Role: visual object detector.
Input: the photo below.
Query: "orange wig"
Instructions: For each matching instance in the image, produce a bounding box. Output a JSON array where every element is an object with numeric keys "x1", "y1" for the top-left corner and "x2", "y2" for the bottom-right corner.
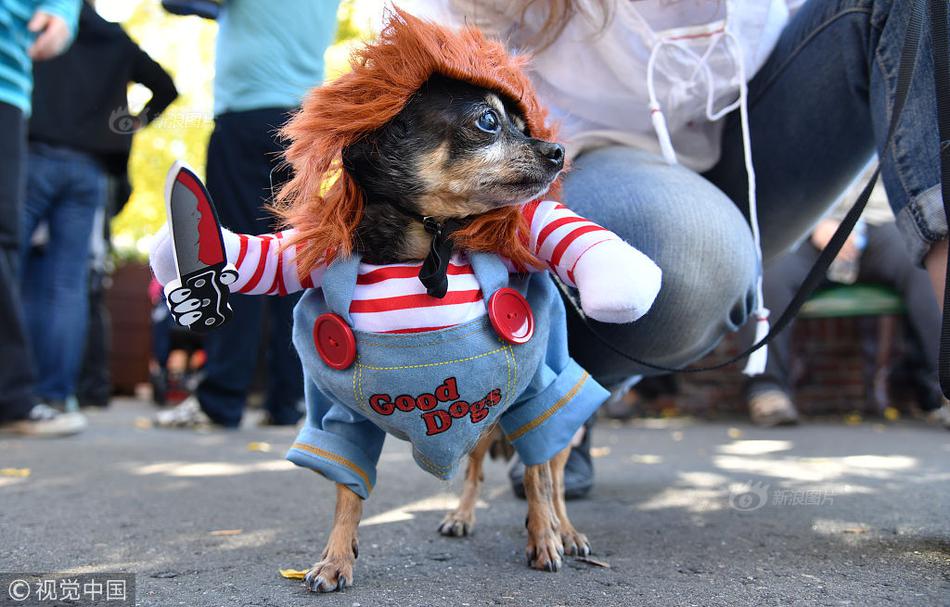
[{"x1": 275, "y1": 7, "x2": 560, "y2": 278}]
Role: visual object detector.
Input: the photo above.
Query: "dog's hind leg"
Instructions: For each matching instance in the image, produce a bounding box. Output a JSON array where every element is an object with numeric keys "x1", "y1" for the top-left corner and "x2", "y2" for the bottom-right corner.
[
  {"x1": 305, "y1": 483, "x2": 362, "y2": 593},
  {"x1": 523, "y1": 459, "x2": 563, "y2": 572},
  {"x1": 438, "y1": 426, "x2": 497, "y2": 537},
  {"x1": 550, "y1": 445, "x2": 591, "y2": 556}
]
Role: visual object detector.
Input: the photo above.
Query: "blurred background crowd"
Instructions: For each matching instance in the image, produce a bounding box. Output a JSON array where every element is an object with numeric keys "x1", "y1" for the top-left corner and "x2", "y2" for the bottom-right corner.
[{"x1": 0, "y1": 1, "x2": 946, "y2": 494}]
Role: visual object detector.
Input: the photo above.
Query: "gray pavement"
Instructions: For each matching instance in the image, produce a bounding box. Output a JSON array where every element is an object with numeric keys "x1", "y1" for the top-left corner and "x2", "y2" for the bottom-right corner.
[{"x1": 2, "y1": 399, "x2": 949, "y2": 607}]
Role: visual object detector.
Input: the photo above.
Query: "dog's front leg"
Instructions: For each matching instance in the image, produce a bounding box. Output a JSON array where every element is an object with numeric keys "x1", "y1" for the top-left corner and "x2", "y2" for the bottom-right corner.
[
  {"x1": 523, "y1": 461, "x2": 563, "y2": 572},
  {"x1": 439, "y1": 426, "x2": 498, "y2": 537},
  {"x1": 305, "y1": 483, "x2": 362, "y2": 593},
  {"x1": 550, "y1": 445, "x2": 590, "y2": 556}
]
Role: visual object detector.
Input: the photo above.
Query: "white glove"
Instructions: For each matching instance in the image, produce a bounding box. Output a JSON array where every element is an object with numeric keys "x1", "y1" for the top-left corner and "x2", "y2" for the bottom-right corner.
[
  {"x1": 148, "y1": 224, "x2": 176, "y2": 286},
  {"x1": 572, "y1": 239, "x2": 662, "y2": 324}
]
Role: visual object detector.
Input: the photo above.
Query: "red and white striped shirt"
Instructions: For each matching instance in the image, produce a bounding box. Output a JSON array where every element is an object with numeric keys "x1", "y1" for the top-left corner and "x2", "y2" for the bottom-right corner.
[{"x1": 224, "y1": 200, "x2": 618, "y2": 333}]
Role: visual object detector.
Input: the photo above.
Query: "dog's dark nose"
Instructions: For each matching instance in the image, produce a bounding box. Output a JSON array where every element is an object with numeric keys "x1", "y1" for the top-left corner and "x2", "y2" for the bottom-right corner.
[{"x1": 538, "y1": 142, "x2": 565, "y2": 168}]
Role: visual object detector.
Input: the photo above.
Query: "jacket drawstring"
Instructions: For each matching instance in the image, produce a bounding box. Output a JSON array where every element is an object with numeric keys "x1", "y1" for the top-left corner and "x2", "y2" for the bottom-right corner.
[{"x1": 645, "y1": 31, "x2": 769, "y2": 375}]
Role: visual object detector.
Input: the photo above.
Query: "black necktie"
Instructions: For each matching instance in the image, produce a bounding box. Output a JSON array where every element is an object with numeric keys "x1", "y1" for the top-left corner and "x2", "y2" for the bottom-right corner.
[{"x1": 418, "y1": 217, "x2": 463, "y2": 299}]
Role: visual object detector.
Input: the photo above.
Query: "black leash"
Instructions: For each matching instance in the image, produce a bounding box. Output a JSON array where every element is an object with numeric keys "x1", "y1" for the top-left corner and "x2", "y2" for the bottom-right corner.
[{"x1": 558, "y1": 0, "x2": 946, "y2": 379}]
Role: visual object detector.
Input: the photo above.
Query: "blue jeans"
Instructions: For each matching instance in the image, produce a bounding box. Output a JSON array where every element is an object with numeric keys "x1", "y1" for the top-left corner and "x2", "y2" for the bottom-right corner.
[
  {"x1": 563, "y1": 0, "x2": 946, "y2": 384},
  {"x1": 20, "y1": 143, "x2": 106, "y2": 401}
]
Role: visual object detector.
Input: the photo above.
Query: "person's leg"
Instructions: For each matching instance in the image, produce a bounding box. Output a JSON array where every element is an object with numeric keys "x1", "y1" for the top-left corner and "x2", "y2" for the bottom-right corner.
[
  {"x1": 509, "y1": 147, "x2": 759, "y2": 498},
  {"x1": 194, "y1": 108, "x2": 295, "y2": 427},
  {"x1": 26, "y1": 150, "x2": 106, "y2": 401},
  {"x1": 196, "y1": 294, "x2": 264, "y2": 427},
  {"x1": 706, "y1": 0, "x2": 944, "y2": 265},
  {"x1": 0, "y1": 103, "x2": 36, "y2": 423},
  {"x1": 562, "y1": 146, "x2": 759, "y2": 385},
  {"x1": 264, "y1": 292, "x2": 304, "y2": 425},
  {"x1": 746, "y1": 244, "x2": 820, "y2": 397},
  {"x1": 857, "y1": 222, "x2": 943, "y2": 411}
]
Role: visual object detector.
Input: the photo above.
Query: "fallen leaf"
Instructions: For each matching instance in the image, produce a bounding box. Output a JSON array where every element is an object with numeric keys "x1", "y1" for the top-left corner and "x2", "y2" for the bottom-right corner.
[
  {"x1": 671, "y1": 431, "x2": 684, "y2": 442},
  {"x1": 844, "y1": 412, "x2": 863, "y2": 425},
  {"x1": 209, "y1": 529, "x2": 242, "y2": 536},
  {"x1": 0, "y1": 468, "x2": 30, "y2": 478},
  {"x1": 247, "y1": 442, "x2": 272, "y2": 453},
  {"x1": 575, "y1": 556, "x2": 610, "y2": 568},
  {"x1": 883, "y1": 407, "x2": 900, "y2": 421},
  {"x1": 590, "y1": 447, "x2": 611, "y2": 458},
  {"x1": 842, "y1": 526, "x2": 869, "y2": 534},
  {"x1": 727, "y1": 427, "x2": 743, "y2": 439},
  {"x1": 660, "y1": 406, "x2": 680, "y2": 418},
  {"x1": 279, "y1": 568, "x2": 308, "y2": 580},
  {"x1": 872, "y1": 423, "x2": 886, "y2": 432},
  {"x1": 134, "y1": 418, "x2": 153, "y2": 430}
]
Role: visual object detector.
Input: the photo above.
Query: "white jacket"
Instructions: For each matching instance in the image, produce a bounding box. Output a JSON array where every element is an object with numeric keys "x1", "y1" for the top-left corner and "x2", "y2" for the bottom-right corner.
[{"x1": 396, "y1": 0, "x2": 802, "y2": 170}]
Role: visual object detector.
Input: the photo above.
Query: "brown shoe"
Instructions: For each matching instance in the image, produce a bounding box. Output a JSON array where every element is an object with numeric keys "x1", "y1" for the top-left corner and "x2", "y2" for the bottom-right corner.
[{"x1": 748, "y1": 390, "x2": 799, "y2": 427}]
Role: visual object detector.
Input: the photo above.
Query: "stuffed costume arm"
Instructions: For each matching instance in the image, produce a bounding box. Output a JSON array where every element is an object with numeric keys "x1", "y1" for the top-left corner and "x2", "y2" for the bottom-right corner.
[
  {"x1": 517, "y1": 200, "x2": 662, "y2": 324},
  {"x1": 149, "y1": 202, "x2": 662, "y2": 324},
  {"x1": 149, "y1": 225, "x2": 325, "y2": 296}
]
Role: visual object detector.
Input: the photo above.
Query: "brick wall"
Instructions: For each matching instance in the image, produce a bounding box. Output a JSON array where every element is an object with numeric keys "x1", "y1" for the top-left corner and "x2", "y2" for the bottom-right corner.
[{"x1": 672, "y1": 315, "x2": 916, "y2": 416}]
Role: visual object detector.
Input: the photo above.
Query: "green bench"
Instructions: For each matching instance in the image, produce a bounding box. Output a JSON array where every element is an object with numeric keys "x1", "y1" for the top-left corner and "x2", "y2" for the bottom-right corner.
[{"x1": 799, "y1": 284, "x2": 905, "y2": 319}]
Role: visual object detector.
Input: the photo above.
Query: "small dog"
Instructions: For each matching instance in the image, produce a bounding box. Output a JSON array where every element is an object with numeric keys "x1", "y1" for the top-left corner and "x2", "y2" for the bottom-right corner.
[
  {"x1": 152, "y1": 9, "x2": 661, "y2": 594},
  {"x1": 304, "y1": 75, "x2": 586, "y2": 588}
]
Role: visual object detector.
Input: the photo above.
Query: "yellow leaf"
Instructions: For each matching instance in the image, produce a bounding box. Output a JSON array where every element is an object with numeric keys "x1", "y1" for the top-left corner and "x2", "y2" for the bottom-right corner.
[
  {"x1": 727, "y1": 427, "x2": 743, "y2": 439},
  {"x1": 279, "y1": 568, "x2": 309, "y2": 580},
  {"x1": 883, "y1": 407, "x2": 900, "y2": 421},
  {"x1": 209, "y1": 529, "x2": 242, "y2": 536},
  {"x1": 590, "y1": 447, "x2": 611, "y2": 459},
  {"x1": 0, "y1": 468, "x2": 30, "y2": 478},
  {"x1": 844, "y1": 413, "x2": 863, "y2": 425},
  {"x1": 247, "y1": 442, "x2": 272, "y2": 453}
]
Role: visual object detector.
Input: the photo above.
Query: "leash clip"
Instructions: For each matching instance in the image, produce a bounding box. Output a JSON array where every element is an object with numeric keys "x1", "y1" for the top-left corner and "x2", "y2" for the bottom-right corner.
[{"x1": 422, "y1": 216, "x2": 442, "y2": 236}]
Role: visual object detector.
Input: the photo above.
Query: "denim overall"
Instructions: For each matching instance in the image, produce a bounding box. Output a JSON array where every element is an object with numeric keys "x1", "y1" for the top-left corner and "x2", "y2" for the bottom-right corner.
[{"x1": 286, "y1": 252, "x2": 608, "y2": 499}]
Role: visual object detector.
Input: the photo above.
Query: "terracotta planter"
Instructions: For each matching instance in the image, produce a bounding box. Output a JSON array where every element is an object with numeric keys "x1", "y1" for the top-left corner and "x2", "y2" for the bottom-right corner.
[{"x1": 107, "y1": 261, "x2": 152, "y2": 394}]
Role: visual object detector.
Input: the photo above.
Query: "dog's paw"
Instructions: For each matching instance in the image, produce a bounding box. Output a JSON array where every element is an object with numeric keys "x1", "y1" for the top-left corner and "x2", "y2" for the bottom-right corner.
[
  {"x1": 438, "y1": 510, "x2": 475, "y2": 537},
  {"x1": 560, "y1": 528, "x2": 591, "y2": 557},
  {"x1": 304, "y1": 555, "x2": 355, "y2": 593},
  {"x1": 526, "y1": 527, "x2": 563, "y2": 572}
]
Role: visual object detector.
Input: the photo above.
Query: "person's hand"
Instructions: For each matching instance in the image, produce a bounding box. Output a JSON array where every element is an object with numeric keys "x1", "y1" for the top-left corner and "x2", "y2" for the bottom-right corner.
[
  {"x1": 810, "y1": 218, "x2": 860, "y2": 262},
  {"x1": 28, "y1": 11, "x2": 71, "y2": 61}
]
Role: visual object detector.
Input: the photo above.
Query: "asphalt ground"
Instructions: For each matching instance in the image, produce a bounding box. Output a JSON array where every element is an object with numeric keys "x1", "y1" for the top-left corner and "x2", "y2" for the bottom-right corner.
[{"x1": 2, "y1": 399, "x2": 949, "y2": 606}]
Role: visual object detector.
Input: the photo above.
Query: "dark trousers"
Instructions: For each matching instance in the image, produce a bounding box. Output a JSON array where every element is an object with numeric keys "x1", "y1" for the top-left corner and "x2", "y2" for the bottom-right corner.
[
  {"x1": 0, "y1": 102, "x2": 35, "y2": 422},
  {"x1": 747, "y1": 223, "x2": 943, "y2": 410},
  {"x1": 195, "y1": 108, "x2": 303, "y2": 427}
]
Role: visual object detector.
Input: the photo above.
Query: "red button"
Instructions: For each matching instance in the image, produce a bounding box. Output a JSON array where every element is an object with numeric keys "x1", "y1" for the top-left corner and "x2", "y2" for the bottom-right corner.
[
  {"x1": 313, "y1": 313, "x2": 356, "y2": 370},
  {"x1": 488, "y1": 288, "x2": 534, "y2": 344}
]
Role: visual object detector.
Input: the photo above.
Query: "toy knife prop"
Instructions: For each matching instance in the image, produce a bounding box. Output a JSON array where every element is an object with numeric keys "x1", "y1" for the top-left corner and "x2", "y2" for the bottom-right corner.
[{"x1": 163, "y1": 161, "x2": 238, "y2": 333}]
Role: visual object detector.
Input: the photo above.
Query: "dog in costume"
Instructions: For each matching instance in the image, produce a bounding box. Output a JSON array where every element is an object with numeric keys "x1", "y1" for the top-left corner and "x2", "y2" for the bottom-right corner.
[{"x1": 150, "y1": 8, "x2": 661, "y2": 591}]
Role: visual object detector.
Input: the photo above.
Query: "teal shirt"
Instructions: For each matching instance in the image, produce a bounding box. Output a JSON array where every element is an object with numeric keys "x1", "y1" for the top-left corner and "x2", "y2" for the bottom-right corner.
[
  {"x1": 214, "y1": 0, "x2": 340, "y2": 116},
  {"x1": 0, "y1": 0, "x2": 80, "y2": 114}
]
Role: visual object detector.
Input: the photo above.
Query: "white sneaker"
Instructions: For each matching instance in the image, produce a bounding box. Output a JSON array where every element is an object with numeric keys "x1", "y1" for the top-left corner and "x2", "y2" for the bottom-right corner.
[
  {"x1": 154, "y1": 396, "x2": 211, "y2": 428},
  {"x1": 926, "y1": 402, "x2": 950, "y2": 430},
  {"x1": 1, "y1": 403, "x2": 87, "y2": 437},
  {"x1": 748, "y1": 389, "x2": 800, "y2": 427}
]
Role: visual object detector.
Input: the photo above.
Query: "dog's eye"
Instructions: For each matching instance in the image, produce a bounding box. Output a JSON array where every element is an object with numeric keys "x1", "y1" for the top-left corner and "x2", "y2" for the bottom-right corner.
[{"x1": 476, "y1": 110, "x2": 500, "y2": 134}]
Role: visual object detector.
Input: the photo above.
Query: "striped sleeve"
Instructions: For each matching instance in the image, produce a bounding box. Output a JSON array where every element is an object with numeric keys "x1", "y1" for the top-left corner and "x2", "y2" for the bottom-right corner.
[
  {"x1": 221, "y1": 229, "x2": 324, "y2": 295},
  {"x1": 518, "y1": 199, "x2": 620, "y2": 286}
]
